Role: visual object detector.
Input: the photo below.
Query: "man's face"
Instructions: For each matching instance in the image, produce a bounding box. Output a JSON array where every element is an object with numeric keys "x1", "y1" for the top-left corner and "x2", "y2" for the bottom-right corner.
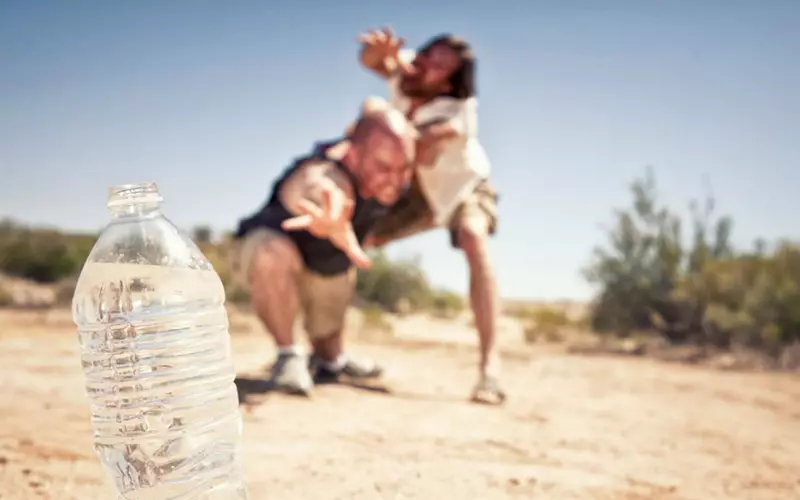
[
  {"x1": 400, "y1": 43, "x2": 461, "y2": 99},
  {"x1": 355, "y1": 128, "x2": 411, "y2": 205}
]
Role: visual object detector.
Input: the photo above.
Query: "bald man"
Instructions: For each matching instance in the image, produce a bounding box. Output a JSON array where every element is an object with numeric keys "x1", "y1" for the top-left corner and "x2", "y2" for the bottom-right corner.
[{"x1": 231, "y1": 98, "x2": 417, "y2": 395}]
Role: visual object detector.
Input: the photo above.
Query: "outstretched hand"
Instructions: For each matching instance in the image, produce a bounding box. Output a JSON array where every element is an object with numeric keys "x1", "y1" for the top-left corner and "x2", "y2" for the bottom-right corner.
[
  {"x1": 281, "y1": 185, "x2": 372, "y2": 269},
  {"x1": 358, "y1": 26, "x2": 415, "y2": 75}
]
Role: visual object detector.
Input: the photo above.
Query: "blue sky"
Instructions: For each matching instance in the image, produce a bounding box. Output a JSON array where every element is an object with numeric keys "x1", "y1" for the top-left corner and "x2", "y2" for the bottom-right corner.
[{"x1": 1, "y1": 1, "x2": 798, "y2": 300}]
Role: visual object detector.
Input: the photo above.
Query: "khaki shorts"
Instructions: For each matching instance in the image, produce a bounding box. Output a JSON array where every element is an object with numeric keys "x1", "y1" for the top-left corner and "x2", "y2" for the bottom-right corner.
[
  {"x1": 231, "y1": 228, "x2": 356, "y2": 339},
  {"x1": 369, "y1": 176, "x2": 499, "y2": 248}
]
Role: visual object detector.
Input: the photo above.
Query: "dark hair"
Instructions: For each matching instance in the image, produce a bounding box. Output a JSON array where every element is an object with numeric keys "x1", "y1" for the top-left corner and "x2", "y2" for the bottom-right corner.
[{"x1": 418, "y1": 34, "x2": 477, "y2": 99}]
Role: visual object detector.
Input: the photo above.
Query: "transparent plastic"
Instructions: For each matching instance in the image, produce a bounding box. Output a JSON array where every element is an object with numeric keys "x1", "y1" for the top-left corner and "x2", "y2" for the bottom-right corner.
[{"x1": 72, "y1": 182, "x2": 248, "y2": 500}]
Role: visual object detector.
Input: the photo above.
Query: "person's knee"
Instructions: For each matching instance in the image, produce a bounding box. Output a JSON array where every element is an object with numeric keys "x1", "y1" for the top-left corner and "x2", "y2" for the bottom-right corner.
[{"x1": 249, "y1": 234, "x2": 302, "y2": 285}]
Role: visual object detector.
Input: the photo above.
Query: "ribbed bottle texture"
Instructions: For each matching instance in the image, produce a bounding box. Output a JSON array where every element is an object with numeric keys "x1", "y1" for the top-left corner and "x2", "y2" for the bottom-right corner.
[{"x1": 72, "y1": 183, "x2": 248, "y2": 500}]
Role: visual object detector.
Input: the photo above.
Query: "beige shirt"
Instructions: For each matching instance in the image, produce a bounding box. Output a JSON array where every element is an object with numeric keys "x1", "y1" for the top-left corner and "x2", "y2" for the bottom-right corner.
[{"x1": 388, "y1": 49, "x2": 492, "y2": 225}]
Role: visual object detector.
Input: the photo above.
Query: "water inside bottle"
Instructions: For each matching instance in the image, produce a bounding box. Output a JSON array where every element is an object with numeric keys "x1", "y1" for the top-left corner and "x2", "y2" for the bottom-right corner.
[{"x1": 73, "y1": 182, "x2": 248, "y2": 499}]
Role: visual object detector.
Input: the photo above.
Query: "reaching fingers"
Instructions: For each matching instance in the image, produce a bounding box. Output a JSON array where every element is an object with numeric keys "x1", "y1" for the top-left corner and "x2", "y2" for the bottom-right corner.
[
  {"x1": 378, "y1": 26, "x2": 393, "y2": 43},
  {"x1": 342, "y1": 198, "x2": 355, "y2": 221},
  {"x1": 358, "y1": 32, "x2": 378, "y2": 45},
  {"x1": 327, "y1": 186, "x2": 344, "y2": 223},
  {"x1": 385, "y1": 30, "x2": 402, "y2": 48},
  {"x1": 297, "y1": 199, "x2": 324, "y2": 219},
  {"x1": 358, "y1": 27, "x2": 403, "y2": 59},
  {"x1": 358, "y1": 28, "x2": 381, "y2": 45},
  {"x1": 281, "y1": 214, "x2": 313, "y2": 231},
  {"x1": 384, "y1": 28, "x2": 405, "y2": 55},
  {"x1": 343, "y1": 227, "x2": 372, "y2": 269},
  {"x1": 320, "y1": 184, "x2": 333, "y2": 214}
]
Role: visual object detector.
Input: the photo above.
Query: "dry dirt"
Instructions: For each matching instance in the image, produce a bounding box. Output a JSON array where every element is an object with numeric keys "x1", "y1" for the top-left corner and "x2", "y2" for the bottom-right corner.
[{"x1": 1, "y1": 310, "x2": 799, "y2": 500}]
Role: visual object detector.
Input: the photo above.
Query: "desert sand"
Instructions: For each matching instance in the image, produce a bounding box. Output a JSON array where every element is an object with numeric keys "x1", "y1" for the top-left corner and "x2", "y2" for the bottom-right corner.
[{"x1": 1, "y1": 309, "x2": 799, "y2": 500}]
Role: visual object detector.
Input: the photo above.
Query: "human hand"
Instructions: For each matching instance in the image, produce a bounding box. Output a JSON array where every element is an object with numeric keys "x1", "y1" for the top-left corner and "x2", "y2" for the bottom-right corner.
[
  {"x1": 358, "y1": 26, "x2": 415, "y2": 75},
  {"x1": 282, "y1": 185, "x2": 372, "y2": 269}
]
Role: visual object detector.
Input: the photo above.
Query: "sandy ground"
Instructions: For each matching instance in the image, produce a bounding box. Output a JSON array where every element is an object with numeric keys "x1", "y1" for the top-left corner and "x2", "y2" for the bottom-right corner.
[{"x1": 1, "y1": 310, "x2": 799, "y2": 500}]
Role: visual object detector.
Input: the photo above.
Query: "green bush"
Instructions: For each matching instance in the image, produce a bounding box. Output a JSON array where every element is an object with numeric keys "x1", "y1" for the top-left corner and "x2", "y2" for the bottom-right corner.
[
  {"x1": 430, "y1": 289, "x2": 464, "y2": 318},
  {"x1": 355, "y1": 251, "x2": 466, "y2": 316},
  {"x1": 506, "y1": 306, "x2": 536, "y2": 321},
  {"x1": 361, "y1": 305, "x2": 393, "y2": 333},
  {"x1": 532, "y1": 307, "x2": 571, "y2": 329},
  {"x1": 0, "y1": 220, "x2": 94, "y2": 283},
  {"x1": 585, "y1": 168, "x2": 800, "y2": 352},
  {"x1": 523, "y1": 324, "x2": 566, "y2": 344},
  {"x1": 522, "y1": 307, "x2": 572, "y2": 344},
  {"x1": 356, "y1": 250, "x2": 434, "y2": 312}
]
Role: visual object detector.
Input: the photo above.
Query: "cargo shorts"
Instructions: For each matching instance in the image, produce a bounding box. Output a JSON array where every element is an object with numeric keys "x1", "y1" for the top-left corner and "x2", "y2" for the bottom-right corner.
[
  {"x1": 369, "y1": 176, "x2": 499, "y2": 248},
  {"x1": 230, "y1": 228, "x2": 356, "y2": 339}
]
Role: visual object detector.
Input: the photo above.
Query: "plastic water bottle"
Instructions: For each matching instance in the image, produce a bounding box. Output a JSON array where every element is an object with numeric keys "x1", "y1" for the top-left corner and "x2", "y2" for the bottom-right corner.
[{"x1": 71, "y1": 182, "x2": 249, "y2": 500}]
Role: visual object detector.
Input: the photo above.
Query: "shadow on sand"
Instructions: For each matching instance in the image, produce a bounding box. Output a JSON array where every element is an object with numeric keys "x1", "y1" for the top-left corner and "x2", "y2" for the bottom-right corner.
[
  {"x1": 233, "y1": 375, "x2": 393, "y2": 405},
  {"x1": 234, "y1": 360, "x2": 479, "y2": 405},
  {"x1": 233, "y1": 374, "x2": 475, "y2": 406}
]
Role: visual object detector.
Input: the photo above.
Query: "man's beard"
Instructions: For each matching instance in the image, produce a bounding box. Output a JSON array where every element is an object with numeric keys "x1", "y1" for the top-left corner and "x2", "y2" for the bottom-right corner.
[
  {"x1": 403, "y1": 88, "x2": 435, "y2": 99},
  {"x1": 400, "y1": 77, "x2": 438, "y2": 99}
]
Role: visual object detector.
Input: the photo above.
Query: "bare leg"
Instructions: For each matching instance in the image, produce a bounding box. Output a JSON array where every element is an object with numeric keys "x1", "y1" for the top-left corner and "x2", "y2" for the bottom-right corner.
[
  {"x1": 457, "y1": 223, "x2": 501, "y2": 380},
  {"x1": 311, "y1": 328, "x2": 383, "y2": 383},
  {"x1": 247, "y1": 233, "x2": 313, "y2": 394},
  {"x1": 301, "y1": 270, "x2": 383, "y2": 382},
  {"x1": 248, "y1": 235, "x2": 302, "y2": 348},
  {"x1": 311, "y1": 331, "x2": 343, "y2": 363}
]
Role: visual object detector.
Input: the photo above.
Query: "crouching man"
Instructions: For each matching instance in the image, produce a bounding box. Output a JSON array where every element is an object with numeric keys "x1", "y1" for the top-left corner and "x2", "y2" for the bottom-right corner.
[{"x1": 231, "y1": 98, "x2": 417, "y2": 395}]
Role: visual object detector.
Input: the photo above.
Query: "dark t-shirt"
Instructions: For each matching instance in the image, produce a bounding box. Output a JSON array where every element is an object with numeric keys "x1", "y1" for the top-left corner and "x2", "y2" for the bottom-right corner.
[{"x1": 234, "y1": 139, "x2": 387, "y2": 276}]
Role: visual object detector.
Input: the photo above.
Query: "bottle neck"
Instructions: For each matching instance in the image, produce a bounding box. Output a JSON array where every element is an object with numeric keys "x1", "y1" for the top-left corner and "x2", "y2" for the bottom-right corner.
[
  {"x1": 107, "y1": 182, "x2": 164, "y2": 220},
  {"x1": 109, "y1": 203, "x2": 162, "y2": 220}
]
